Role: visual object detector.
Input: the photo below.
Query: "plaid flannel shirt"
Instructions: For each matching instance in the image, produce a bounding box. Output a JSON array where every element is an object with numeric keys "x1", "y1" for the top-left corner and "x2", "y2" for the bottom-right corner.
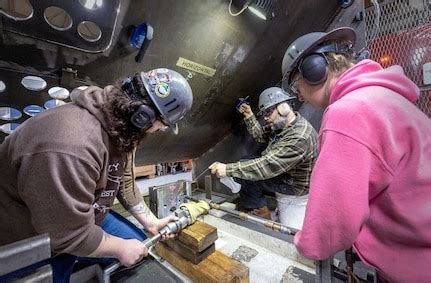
[{"x1": 225, "y1": 113, "x2": 318, "y2": 196}]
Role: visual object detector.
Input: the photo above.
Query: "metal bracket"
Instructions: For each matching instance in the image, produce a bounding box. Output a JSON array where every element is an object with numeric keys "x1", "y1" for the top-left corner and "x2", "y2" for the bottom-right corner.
[
  {"x1": 205, "y1": 175, "x2": 212, "y2": 200},
  {"x1": 60, "y1": 67, "x2": 78, "y2": 89}
]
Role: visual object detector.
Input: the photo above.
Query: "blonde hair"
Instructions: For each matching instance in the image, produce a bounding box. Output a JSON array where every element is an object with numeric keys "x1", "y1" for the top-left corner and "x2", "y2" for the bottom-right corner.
[{"x1": 325, "y1": 52, "x2": 356, "y2": 76}]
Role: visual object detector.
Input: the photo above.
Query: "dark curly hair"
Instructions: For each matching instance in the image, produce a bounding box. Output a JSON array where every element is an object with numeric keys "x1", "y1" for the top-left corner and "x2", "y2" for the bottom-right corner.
[{"x1": 102, "y1": 73, "x2": 153, "y2": 152}]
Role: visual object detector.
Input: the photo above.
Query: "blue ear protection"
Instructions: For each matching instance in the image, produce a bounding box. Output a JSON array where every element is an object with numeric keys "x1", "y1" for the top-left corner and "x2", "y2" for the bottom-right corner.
[
  {"x1": 122, "y1": 77, "x2": 157, "y2": 129},
  {"x1": 297, "y1": 42, "x2": 355, "y2": 85}
]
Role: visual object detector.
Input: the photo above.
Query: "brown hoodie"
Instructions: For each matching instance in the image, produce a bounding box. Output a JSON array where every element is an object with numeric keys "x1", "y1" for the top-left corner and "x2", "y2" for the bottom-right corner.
[{"x1": 0, "y1": 86, "x2": 143, "y2": 256}]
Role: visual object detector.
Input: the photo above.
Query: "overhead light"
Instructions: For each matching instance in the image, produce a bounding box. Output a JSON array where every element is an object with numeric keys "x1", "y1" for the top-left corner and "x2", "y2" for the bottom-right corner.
[
  {"x1": 228, "y1": 0, "x2": 276, "y2": 20},
  {"x1": 247, "y1": 0, "x2": 276, "y2": 20},
  {"x1": 248, "y1": 6, "x2": 267, "y2": 20}
]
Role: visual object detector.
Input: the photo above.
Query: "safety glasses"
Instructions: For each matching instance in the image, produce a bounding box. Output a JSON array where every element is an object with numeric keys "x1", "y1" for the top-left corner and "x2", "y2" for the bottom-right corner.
[
  {"x1": 281, "y1": 69, "x2": 301, "y2": 97},
  {"x1": 261, "y1": 105, "x2": 277, "y2": 117},
  {"x1": 288, "y1": 77, "x2": 301, "y2": 97}
]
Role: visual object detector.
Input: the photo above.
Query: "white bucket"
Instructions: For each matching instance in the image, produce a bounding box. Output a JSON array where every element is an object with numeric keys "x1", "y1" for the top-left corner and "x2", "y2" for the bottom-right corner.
[{"x1": 275, "y1": 193, "x2": 308, "y2": 230}]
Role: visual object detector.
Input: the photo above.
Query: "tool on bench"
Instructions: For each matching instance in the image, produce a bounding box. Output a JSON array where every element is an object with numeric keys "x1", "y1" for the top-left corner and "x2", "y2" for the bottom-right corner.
[
  {"x1": 102, "y1": 202, "x2": 209, "y2": 282},
  {"x1": 186, "y1": 196, "x2": 298, "y2": 236},
  {"x1": 235, "y1": 96, "x2": 250, "y2": 113},
  {"x1": 102, "y1": 201, "x2": 210, "y2": 283}
]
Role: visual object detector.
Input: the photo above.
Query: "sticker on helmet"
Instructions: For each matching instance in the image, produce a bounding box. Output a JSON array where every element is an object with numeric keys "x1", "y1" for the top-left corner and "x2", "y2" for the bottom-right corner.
[
  {"x1": 156, "y1": 73, "x2": 171, "y2": 83},
  {"x1": 157, "y1": 68, "x2": 169, "y2": 73},
  {"x1": 144, "y1": 69, "x2": 172, "y2": 88},
  {"x1": 155, "y1": 82, "x2": 171, "y2": 98}
]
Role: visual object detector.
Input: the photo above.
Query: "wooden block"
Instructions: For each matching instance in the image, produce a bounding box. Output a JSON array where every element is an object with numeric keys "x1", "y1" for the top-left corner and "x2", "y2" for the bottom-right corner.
[
  {"x1": 164, "y1": 240, "x2": 215, "y2": 264},
  {"x1": 183, "y1": 159, "x2": 193, "y2": 172},
  {"x1": 135, "y1": 165, "x2": 156, "y2": 177},
  {"x1": 155, "y1": 244, "x2": 249, "y2": 283},
  {"x1": 177, "y1": 220, "x2": 218, "y2": 252}
]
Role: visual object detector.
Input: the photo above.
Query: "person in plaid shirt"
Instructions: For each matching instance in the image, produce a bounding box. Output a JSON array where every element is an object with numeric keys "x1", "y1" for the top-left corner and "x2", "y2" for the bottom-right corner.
[{"x1": 211, "y1": 87, "x2": 317, "y2": 222}]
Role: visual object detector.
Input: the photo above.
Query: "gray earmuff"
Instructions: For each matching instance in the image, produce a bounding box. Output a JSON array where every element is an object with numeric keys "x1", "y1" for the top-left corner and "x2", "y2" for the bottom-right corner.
[
  {"x1": 130, "y1": 104, "x2": 156, "y2": 129},
  {"x1": 298, "y1": 41, "x2": 356, "y2": 85},
  {"x1": 122, "y1": 77, "x2": 157, "y2": 129},
  {"x1": 299, "y1": 54, "x2": 329, "y2": 85}
]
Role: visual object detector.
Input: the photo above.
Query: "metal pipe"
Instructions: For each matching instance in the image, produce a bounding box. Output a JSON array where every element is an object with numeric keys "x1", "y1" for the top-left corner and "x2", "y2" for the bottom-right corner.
[
  {"x1": 102, "y1": 233, "x2": 163, "y2": 283},
  {"x1": 316, "y1": 257, "x2": 334, "y2": 283},
  {"x1": 102, "y1": 207, "x2": 193, "y2": 283},
  {"x1": 0, "y1": 233, "x2": 51, "y2": 276},
  {"x1": 102, "y1": 262, "x2": 121, "y2": 283},
  {"x1": 16, "y1": 265, "x2": 53, "y2": 282},
  {"x1": 187, "y1": 197, "x2": 298, "y2": 236},
  {"x1": 209, "y1": 202, "x2": 298, "y2": 235}
]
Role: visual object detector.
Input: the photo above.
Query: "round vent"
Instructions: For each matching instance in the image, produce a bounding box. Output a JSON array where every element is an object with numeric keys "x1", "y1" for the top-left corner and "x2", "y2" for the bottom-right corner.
[
  {"x1": 0, "y1": 80, "x2": 6, "y2": 92},
  {"x1": 48, "y1": 87, "x2": 70, "y2": 100},
  {"x1": 77, "y1": 21, "x2": 102, "y2": 42},
  {"x1": 0, "y1": 0, "x2": 33, "y2": 21},
  {"x1": 44, "y1": 99, "x2": 66, "y2": 109},
  {"x1": 0, "y1": 123, "x2": 20, "y2": 135},
  {"x1": 23, "y1": 105, "x2": 45, "y2": 117},
  {"x1": 0, "y1": 107, "x2": 22, "y2": 121},
  {"x1": 21, "y1": 76, "x2": 47, "y2": 91},
  {"x1": 44, "y1": 6, "x2": 73, "y2": 31}
]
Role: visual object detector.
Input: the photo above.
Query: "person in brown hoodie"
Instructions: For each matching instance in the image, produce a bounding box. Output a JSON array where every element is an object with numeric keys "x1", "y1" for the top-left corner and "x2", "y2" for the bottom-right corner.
[{"x1": 0, "y1": 68, "x2": 193, "y2": 281}]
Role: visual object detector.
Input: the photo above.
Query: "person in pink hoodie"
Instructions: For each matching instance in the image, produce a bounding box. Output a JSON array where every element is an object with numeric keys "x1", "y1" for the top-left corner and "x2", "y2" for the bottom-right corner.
[{"x1": 281, "y1": 27, "x2": 431, "y2": 282}]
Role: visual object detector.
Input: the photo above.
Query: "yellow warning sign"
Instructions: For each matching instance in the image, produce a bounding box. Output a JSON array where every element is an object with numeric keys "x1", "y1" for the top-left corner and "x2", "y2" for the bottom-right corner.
[{"x1": 176, "y1": 57, "x2": 216, "y2": 77}]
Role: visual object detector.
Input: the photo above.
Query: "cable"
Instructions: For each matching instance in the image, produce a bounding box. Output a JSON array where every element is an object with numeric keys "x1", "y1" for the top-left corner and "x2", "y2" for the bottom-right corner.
[
  {"x1": 229, "y1": 0, "x2": 249, "y2": 16},
  {"x1": 370, "y1": 0, "x2": 381, "y2": 41},
  {"x1": 423, "y1": 0, "x2": 430, "y2": 17}
]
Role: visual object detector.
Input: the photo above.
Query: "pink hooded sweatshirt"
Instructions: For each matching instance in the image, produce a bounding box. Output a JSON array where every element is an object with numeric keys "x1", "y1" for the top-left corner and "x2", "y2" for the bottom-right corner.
[{"x1": 294, "y1": 60, "x2": 431, "y2": 282}]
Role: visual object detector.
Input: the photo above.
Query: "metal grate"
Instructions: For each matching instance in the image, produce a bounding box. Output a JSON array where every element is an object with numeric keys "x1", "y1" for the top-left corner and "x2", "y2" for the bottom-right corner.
[{"x1": 365, "y1": 0, "x2": 431, "y2": 117}]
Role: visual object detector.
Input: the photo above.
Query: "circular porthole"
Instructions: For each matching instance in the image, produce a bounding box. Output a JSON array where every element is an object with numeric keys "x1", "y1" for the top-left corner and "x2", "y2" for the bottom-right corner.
[
  {"x1": 77, "y1": 21, "x2": 102, "y2": 42},
  {"x1": 44, "y1": 6, "x2": 73, "y2": 31},
  {"x1": 79, "y1": 0, "x2": 103, "y2": 10},
  {"x1": 0, "y1": 81, "x2": 6, "y2": 92},
  {"x1": 0, "y1": 123, "x2": 20, "y2": 135},
  {"x1": 48, "y1": 86, "x2": 70, "y2": 100},
  {"x1": 23, "y1": 105, "x2": 45, "y2": 117},
  {"x1": 44, "y1": 99, "x2": 66, "y2": 109},
  {"x1": 0, "y1": 107, "x2": 22, "y2": 121},
  {"x1": 21, "y1": 76, "x2": 47, "y2": 91},
  {"x1": 0, "y1": 0, "x2": 33, "y2": 21}
]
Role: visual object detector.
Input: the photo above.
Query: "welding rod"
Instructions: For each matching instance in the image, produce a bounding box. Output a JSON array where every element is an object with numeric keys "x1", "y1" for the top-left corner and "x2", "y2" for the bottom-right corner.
[
  {"x1": 187, "y1": 197, "x2": 298, "y2": 236},
  {"x1": 192, "y1": 167, "x2": 210, "y2": 183},
  {"x1": 192, "y1": 162, "x2": 220, "y2": 183}
]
